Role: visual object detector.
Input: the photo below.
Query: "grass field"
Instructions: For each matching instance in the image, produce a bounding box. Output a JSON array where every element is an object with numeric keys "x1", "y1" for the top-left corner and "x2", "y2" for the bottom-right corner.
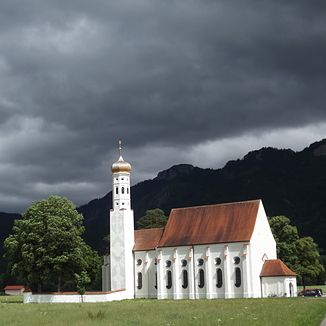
[{"x1": 0, "y1": 296, "x2": 325, "y2": 326}]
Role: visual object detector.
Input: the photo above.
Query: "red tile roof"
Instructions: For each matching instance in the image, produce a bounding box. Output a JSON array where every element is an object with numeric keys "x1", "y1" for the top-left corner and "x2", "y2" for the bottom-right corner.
[
  {"x1": 4, "y1": 285, "x2": 25, "y2": 290},
  {"x1": 133, "y1": 228, "x2": 164, "y2": 251},
  {"x1": 260, "y1": 259, "x2": 297, "y2": 277},
  {"x1": 158, "y1": 200, "x2": 261, "y2": 247},
  {"x1": 104, "y1": 228, "x2": 164, "y2": 254}
]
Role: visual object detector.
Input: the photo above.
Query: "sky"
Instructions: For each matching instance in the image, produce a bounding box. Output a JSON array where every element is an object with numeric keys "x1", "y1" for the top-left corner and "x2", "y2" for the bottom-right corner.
[{"x1": 0, "y1": 0, "x2": 326, "y2": 213}]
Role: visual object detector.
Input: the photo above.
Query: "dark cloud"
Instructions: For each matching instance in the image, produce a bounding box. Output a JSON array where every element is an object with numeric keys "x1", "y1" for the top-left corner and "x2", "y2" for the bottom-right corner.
[{"x1": 0, "y1": 1, "x2": 326, "y2": 212}]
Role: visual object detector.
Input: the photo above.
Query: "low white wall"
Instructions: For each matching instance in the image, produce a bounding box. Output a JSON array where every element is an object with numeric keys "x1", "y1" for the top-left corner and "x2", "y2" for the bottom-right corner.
[{"x1": 23, "y1": 289, "x2": 132, "y2": 304}]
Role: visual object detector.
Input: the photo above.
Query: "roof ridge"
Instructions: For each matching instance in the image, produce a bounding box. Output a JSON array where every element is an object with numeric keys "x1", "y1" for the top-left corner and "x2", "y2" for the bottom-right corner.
[{"x1": 171, "y1": 199, "x2": 261, "y2": 212}]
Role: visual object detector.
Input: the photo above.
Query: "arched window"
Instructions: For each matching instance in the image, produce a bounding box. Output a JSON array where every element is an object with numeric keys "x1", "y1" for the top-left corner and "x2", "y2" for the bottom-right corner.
[
  {"x1": 198, "y1": 269, "x2": 205, "y2": 288},
  {"x1": 137, "y1": 272, "x2": 142, "y2": 290},
  {"x1": 182, "y1": 270, "x2": 188, "y2": 289},
  {"x1": 166, "y1": 270, "x2": 172, "y2": 289},
  {"x1": 216, "y1": 268, "x2": 223, "y2": 288},
  {"x1": 127, "y1": 188, "x2": 129, "y2": 194},
  {"x1": 155, "y1": 272, "x2": 157, "y2": 289},
  {"x1": 121, "y1": 187, "x2": 125, "y2": 194},
  {"x1": 235, "y1": 267, "x2": 241, "y2": 287},
  {"x1": 115, "y1": 187, "x2": 118, "y2": 195}
]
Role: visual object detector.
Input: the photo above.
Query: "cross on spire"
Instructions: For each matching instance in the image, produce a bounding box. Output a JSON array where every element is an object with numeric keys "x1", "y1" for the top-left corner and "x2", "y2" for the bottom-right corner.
[{"x1": 119, "y1": 140, "x2": 122, "y2": 157}]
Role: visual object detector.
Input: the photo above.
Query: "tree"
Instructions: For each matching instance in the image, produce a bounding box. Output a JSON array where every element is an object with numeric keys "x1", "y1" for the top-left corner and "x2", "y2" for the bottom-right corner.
[
  {"x1": 75, "y1": 271, "x2": 91, "y2": 302},
  {"x1": 268, "y1": 216, "x2": 300, "y2": 271},
  {"x1": 4, "y1": 196, "x2": 101, "y2": 293},
  {"x1": 269, "y1": 215, "x2": 324, "y2": 288},
  {"x1": 296, "y1": 237, "x2": 325, "y2": 289},
  {"x1": 136, "y1": 209, "x2": 168, "y2": 230}
]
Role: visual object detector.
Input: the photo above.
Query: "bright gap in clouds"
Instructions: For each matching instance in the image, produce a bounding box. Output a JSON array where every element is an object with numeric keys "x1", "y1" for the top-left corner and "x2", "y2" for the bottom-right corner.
[
  {"x1": 187, "y1": 123, "x2": 326, "y2": 170},
  {"x1": 130, "y1": 122, "x2": 326, "y2": 186}
]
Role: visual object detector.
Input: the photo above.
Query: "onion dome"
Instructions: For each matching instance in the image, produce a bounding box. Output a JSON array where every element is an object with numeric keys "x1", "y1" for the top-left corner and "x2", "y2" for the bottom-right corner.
[
  {"x1": 111, "y1": 155, "x2": 131, "y2": 174},
  {"x1": 111, "y1": 141, "x2": 131, "y2": 173}
]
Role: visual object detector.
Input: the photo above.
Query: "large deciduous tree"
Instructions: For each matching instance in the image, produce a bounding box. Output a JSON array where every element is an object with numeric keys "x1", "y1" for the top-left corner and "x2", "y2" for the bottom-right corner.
[
  {"x1": 296, "y1": 237, "x2": 325, "y2": 288},
  {"x1": 136, "y1": 209, "x2": 168, "y2": 230},
  {"x1": 4, "y1": 196, "x2": 100, "y2": 293},
  {"x1": 268, "y1": 215, "x2": 300, "y2": 271},
  {"x1": 269, "y1": 215, "x2": 324, "y2": 288}
]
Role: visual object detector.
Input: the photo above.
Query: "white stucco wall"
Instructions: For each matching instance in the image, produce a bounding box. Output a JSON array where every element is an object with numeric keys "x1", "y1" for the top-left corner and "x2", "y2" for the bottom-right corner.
[
  {"x1": 261, "y1": 276, "x2": 297, "y2": 297},
  {"x1": 134, "y1": 250, "x2": 157, "y2": 299},
  {"x1": 110, "y1": 208, "x2": 134, "y2": 296},
  {"x1": 156, "y1": 243, "x2": 253, "y2": 300},
  {"x1": 249, "y1": 201, "x2": 277, "y2": 297}
]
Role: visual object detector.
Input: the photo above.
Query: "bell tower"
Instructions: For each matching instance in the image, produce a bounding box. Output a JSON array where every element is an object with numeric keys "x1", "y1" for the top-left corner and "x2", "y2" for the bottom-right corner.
[
  {"x1": 111, "y1": 141, "x2": 131, "y2": 210},
  {"x1": 109, "y1": 141, "x2": 135, "y2": 297}
]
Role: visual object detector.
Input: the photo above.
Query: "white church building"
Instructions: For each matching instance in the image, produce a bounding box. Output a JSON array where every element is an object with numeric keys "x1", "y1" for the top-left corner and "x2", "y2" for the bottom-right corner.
[{"x1": 102, "y1": 146, "x2": 297, "y2": 300}]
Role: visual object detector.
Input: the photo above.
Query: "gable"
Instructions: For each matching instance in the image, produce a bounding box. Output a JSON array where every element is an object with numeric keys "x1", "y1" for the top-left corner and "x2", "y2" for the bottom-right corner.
[
  {"x1": 158, "y1": 200, "x2": 260, "y2": 247},
  {"x1": 260, "y1": 259, "x2": 297, "y2": 277}
]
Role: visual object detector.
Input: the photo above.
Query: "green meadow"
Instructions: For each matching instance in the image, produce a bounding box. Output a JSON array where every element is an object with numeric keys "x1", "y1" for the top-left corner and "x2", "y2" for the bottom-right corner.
[{"x1": 0, "y1": 296, "x2": 325, "y2": 326}]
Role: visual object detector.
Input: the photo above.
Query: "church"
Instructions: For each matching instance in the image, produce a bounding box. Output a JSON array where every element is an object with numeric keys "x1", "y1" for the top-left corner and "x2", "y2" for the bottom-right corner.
[{"x1": 102, "y1": 145, "x2": 297, "y2": 300}]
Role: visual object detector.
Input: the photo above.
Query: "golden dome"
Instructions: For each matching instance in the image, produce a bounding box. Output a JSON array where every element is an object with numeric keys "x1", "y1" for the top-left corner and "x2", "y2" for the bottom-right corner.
[{"x1": 111, "y1": 155, "x2": 131, "y2": 174}]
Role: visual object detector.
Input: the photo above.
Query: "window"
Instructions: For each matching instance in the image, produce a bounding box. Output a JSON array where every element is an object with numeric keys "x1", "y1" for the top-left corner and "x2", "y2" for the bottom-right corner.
[
  {"x1": 215, "y1": 257, "x2": 221, "y2": 265},
  {"x1": 182, "y1": 270, "x2": 188, "y2": 289},
  {"x1": 216, "y1": 269, "x2": 223, "y2": 288},
  {"x1": 137, "y1": 272, "x2": 142, "y2": 290},
  {"x1": 127, "y1": 188, "x2": 129, "y2": 194},
  {"x1": 181, "y1": 259, "x2": 187, "y2": 267},
  {"x1": 165, "y1": 260, "x2": 172, "y2": 268},
  {"x1": 155, "y1": 272, "x2": 157, "y2": 289},
  {"x1": 121, "y1": 187, "x2": 125, "y2": 194},
  {"x1": 197, "y1": 258, "x2": 204, "y2": 266},
  {"x1": 136, "y1": 259, "x2": 142, "y2": 266},
  {"x1": 198, "y1": 269, "x2": 205, "y2": 288},
  {"x1": 235, "y1": 267, "x2": 241, "y2": 287},
  {"x1": 234, "y1": 256, "x2": 240, "y2": 264},
  {"x1": 115, "y1": 187, "x2": 118, "y2": 195},
  {"x1": 166, "y1": 270, "x2": 172, "y2": 289}
]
